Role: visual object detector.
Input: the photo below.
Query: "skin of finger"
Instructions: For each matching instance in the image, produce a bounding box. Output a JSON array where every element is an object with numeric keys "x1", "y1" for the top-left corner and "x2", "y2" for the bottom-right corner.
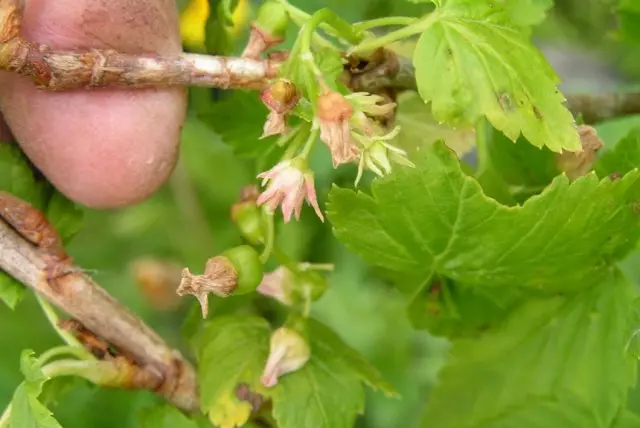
[{"x1": 0, "y1": 0, "x2": 187, "y2": 208}]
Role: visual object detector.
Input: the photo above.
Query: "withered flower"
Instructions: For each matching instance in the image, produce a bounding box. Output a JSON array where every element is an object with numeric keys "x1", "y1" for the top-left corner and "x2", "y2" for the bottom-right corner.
[
  {"x1": 316, "y1": 90, "x2": 359, "y2": 167},
  {"x1": 261, "y1": 327, "x2": 310, "y2": 388},
  {"x1": 177, "y1": 256, "x2": 237, "y2": 319},
  {"x1": 260, "y1": 79, "x2": 300, "y2": 139}
]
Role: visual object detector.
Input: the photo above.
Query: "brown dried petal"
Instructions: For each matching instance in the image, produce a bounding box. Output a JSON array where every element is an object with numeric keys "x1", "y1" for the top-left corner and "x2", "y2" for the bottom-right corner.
[
  {"x1": 176, "y1": 257, "x2": 238, "y2": 318},
  {"x1": 557, "y1": 124, "x2": 604, "y2": 180}
]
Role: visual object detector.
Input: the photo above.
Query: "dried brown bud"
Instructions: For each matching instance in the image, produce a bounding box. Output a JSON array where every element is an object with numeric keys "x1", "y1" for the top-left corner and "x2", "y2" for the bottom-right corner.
[
  {"x1": 557, "y1": 124, "x2": 604, "y2": 180},
  {"x1": 176, "y1": 257, "x2": 238, "y2": 318}
]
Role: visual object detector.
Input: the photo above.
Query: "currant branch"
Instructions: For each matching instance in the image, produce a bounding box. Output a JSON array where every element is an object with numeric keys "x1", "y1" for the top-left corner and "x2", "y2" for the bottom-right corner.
[
  {"x1": 0, "y1": 192, "x2": 198, "y2": 411},
  {"x1": 0, "y1": 0, "x2": 635, "y2": 125}
]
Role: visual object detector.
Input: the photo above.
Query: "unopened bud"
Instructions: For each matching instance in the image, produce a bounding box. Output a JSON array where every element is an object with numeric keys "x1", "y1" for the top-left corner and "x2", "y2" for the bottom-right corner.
[
  {"x1": 177, "y1": 246, "x2": 263, "y2": 318},
  {"x1": 231, "y1": 185, "x2": 266, "y2": 245},
  {"x1": 255, "y1": 0, "x2": 289, "y2": 40},
  {"x1": 257, "y1": 265, "x2": 328, "y2": 306},
  {"x1": 242, "y1": 1, "x2": 288, "y2": 59},
  {"x1": 261, "y1": 326, "x2": 310, "y2": 388}
]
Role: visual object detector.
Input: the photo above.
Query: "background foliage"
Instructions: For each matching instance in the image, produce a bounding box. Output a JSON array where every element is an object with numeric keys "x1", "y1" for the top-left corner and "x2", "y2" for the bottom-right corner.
[{"x1": 3, "y1": 0, "x2": 640, "y2": 427}]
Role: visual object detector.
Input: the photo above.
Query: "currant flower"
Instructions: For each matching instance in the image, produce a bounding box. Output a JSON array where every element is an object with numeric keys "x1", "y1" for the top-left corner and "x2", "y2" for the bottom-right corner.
[
  {"x1": 260, "y1": 327, "x2": 311, "y2": 388},
  {"x1": 352, "y1": 126, "x2": 415, "y2": 185},
  {"x1": 256, "y1": 158, "x2": 324, "y2": 222},
  {"x1": 316, "y1": 90, "x2": 359, "y2": 167}
]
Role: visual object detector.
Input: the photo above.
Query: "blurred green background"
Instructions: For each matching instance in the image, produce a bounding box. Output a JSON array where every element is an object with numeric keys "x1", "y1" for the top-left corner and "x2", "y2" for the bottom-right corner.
[{"x1": 2, "y1": 0, "x2": 640, "y2": 427}]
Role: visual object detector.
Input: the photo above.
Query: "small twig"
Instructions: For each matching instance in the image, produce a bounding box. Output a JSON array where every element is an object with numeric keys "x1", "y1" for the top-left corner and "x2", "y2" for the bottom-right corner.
[
  {"x1": 0, "y1": 0, "x2": 279, "y2": 91},
  {"x1": 0, "y1": 193, "x2": 198, "y2": 411}
]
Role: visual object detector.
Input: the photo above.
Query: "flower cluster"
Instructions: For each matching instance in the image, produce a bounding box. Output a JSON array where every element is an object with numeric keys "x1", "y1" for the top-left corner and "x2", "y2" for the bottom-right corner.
[{"x1": 255, "y1": 74, "x2": 413, "y2": 223}]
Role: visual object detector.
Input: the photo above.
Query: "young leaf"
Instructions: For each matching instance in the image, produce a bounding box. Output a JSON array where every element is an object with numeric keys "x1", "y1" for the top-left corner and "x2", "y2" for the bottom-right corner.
[
  {"x1": 413, "y1": 1, "x2": 580, "y2": 152},
  {"x1": 0, "y1": 274, "x2": 25, "y2": 310},
  {"x1": 46, "y1": 192, "x2": 84, "y2": 244},
  {"x1": 595, "y1": 128, "x2": 640, "y2": 178},
  {"x1": 9, "y1": 350, "x2": 63, "y2": 428},
  {"x1": 421, "y1": 272, "x2": 637, "y2": 428},
  {"x1": 138, "y1": 404, "x2": 199, "y2": 428},
  {"x1": 328, "y1": 141, "x2": 640, "y2": 295},
  {"x1": 194, "y1": 316, "x2": 271, "y2": 428},
  {"x1": 0, "y1": 144, "x2": 48, "y2": 210}
]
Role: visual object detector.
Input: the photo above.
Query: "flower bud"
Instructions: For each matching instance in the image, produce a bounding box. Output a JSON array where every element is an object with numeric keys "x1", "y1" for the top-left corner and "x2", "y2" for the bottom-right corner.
[
  {"x1": 261, "y1": 326, "x2": 310, "y2": 388},
  {"x1": 255, "y1": 0, "x2": 290, "y2": 40},
  {"x1": 242, "y1": 1, "x2": 288, "y2": 59},
  {"x1": 177, "y1": 246, "x2": 263, "y2": 318},
  {"x1": 257, "y1": 266, "x2": 328, "y2": 306},
  {"x1": 231, "y1": 185, "x2": 266, "y2": 245},
  {"x1": 222, "y1": 245, "x2": 264, "y2": 295}
]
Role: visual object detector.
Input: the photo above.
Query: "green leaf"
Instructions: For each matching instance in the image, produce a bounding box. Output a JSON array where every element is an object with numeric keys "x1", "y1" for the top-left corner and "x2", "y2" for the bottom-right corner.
[
  {"x1": 618, "y1": 0, "x2": 640, "y2": 44},
  {"x1": 595, "y1": 128, "x2": 640, "y2": 178},
  {"x1": 194, "y1": 315, "x2": 395, "y2": 428},
  {"x1": 413, "y1": 1, "x2": 580, "y2": 152},
  {"x1": 139, "y1": 404, "x2": 199, "y2": 428},
  {"x1": 199, "y1": 91, "x2": 274, "y2": 158},
  {"x1": 395, "y1": 91, "x2": 475, "y2": 157},
  {"x1": 10, "y1": 350, "x2": 62, "y2": 428},
  {"x1": 0, "y1": 274, "x2": 25, "y2": 310},
  {"x1": 45, "y1": 192, "x2": 84, "y2": 244},
  {"x1": 270, "y1": 319, "x2": 369, "y2": 428},
  {"x1": 613, "y1": 410, "x2": 640, "y2": 428},
  {"x1": 422, "y1": 272, "x2": 637, "y2": 427},
  {"x1": 475, "y1": 122, "x2": 560, "y2": 204},
  {"x1": 195, "y1": 316, "x2": 271, "y2": 428},
  {"x1": 0, "y1": 144, "x2": 48, "y2": 210},
  {"x1": 328, "y1": 141, "x2": 640, "y2": 295},
  {"x1": 305, "y1": 319, "x2": 398, "y2": 396},
  {"x1": 407, "y1": 277, "x2": 519, "y2": 338}
]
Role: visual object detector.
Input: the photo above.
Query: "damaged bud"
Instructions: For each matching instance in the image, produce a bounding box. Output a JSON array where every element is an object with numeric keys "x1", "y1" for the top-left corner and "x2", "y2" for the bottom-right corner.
[
  {"x1": 260, "y1": 79, "x2": 300, "y2": 138},
  {"x1": 177, "y1": 245, "x2": 263, "y2": 318},
  {"x1": 316, "y1": 90, "x2": 359, "y2": 167},
  {"x1": 261, "y1": 326, "x2": 311, "y2": 388},
  {"x1": 557, "y1": 124, "x2": 604, "y2": 180},
  {"x1": 231, "y1": 185, "x2": 267, "y2": 245}
]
